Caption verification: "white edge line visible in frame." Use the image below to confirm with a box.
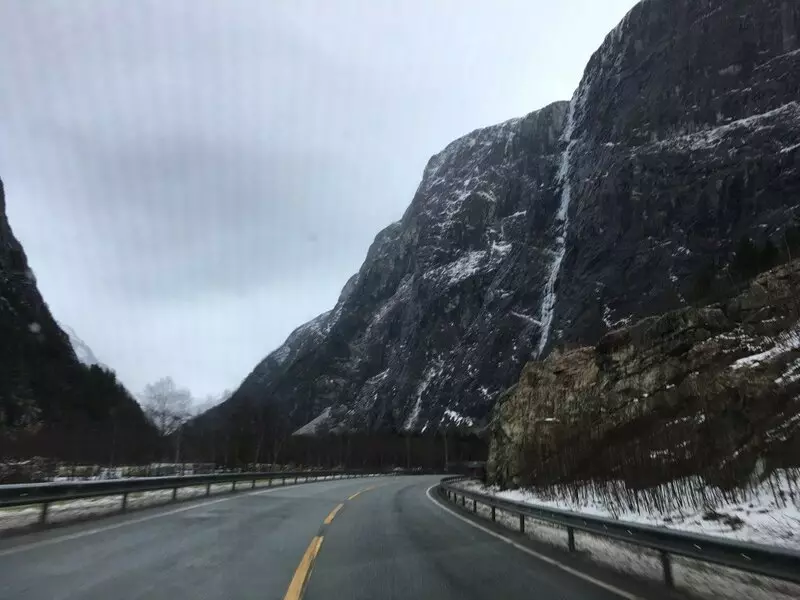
[425,485,643,600]
[0,478,354,558]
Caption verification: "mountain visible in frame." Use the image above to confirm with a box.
[488,259,800,489]
[209,0,800,436]
[0,178,155,462]
[60,323,102,367]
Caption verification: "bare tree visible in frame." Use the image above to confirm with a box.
[141,377,192,463]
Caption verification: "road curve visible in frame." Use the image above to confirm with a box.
[0,475,662,600]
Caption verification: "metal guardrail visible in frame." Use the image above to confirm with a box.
[0,470,385,525]
[438,478,800,589]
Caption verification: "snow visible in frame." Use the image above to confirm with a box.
[455,469,800,551]
[648,101,800,153]
[0,476,340,534]
[440,250,487,285]
[443,409,474,428]
[28,322,41,334]
[781,142,800,155]
[718,64,742,76]
[452,480,800,600]
[422,116,522,185]
[510,311,541,327]
[491,241,512,255]
[293,406,333,436]
[476,190,497,203]
[602,304,613,328]
[755,48,800,72]
[366,275,413,333]
[271,344,291,365]
[404,361,443,431]
[776,358,800,385]
[0,484,238,533]
[731,323,800,371]
[366,369,390,384]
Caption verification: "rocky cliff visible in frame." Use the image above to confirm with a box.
[212,0,800,435]
[0,178,154,461]
[488,259,800,489]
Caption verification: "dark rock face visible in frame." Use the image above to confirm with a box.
[0,179,153,459]
[487,260,800,489]
[555,0,800,349]
[219,0,800,435]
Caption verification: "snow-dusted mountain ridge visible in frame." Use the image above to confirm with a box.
[211,0,800,434]
[60,323,102,367]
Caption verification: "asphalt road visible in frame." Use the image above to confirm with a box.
[0,475,661,600]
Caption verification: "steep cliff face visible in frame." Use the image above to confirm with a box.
[552,0,800,348]
[488,260,800,489]
[224,103,571,433]
[217,0,800,434]
[0,178,153,460]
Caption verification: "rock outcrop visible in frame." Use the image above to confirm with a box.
[208,0,800,435]
[0,178,154,461]
[488,260,800,489]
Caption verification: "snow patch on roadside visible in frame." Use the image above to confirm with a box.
[454,470,800,551]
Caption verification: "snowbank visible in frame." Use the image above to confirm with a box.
[455,470,800,550]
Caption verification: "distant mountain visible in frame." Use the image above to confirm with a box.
[0,178,155,462]
[202,0,800,436]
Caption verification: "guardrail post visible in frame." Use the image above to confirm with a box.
[231,481,237,493]
[206,482,212,496]
[473,499,477,513]
[283,476,287,485]
[491,506,496,522]
[172,487,178,502]
[567,527,575,552]
[39,502,49,525]
[660,551,674,588]
[461,495,465,507]
[251,479,256,489]
[294,475,298,484]
[121,492,129,512]
[519,514,525,533]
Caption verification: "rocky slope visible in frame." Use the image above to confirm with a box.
[0,178,153,461]
[211,0,800,435]
[487,259,800,489]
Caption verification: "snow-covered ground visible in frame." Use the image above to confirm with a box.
[455,471,800,550]
[451,475,800,600]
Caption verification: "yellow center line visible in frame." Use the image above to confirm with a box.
[283,535,324,600]
[323,503,344,525]
[283,483,384,599]
[348,484,382,500]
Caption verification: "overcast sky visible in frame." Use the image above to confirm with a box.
[0,0,638,400]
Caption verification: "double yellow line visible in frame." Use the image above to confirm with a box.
[283,485,378,600]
